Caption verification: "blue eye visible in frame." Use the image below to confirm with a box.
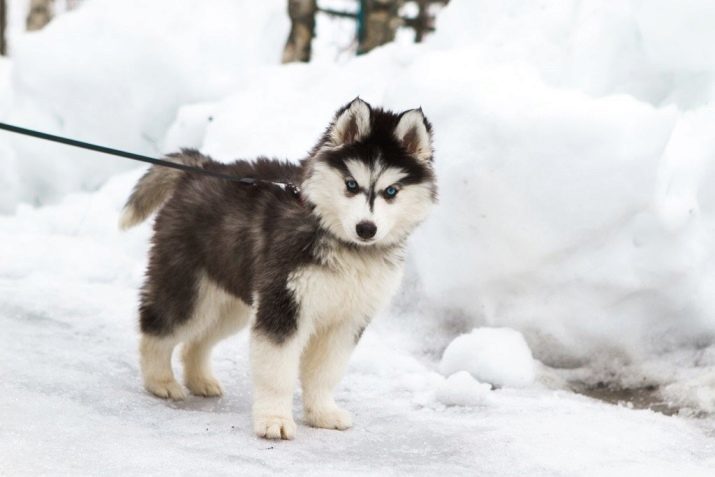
[384,186,399,199]
[345,179,359,193]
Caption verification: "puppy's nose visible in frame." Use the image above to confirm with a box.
[356,221,377,239]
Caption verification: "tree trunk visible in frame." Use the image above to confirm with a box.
[282,0,317,63]
[358,0,403,55]
[413,0,429,43]
[26,0,54,32]
[0,0,6,56]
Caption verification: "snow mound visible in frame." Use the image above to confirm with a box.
[0,0,287,211]
[156,0,715,372]
[440,328,537,388]
[435,371,493,407]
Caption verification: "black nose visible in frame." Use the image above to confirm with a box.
[356,221,377,239]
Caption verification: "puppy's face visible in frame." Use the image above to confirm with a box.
[304,99,437,247]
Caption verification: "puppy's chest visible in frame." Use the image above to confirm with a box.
[287,254,403,327]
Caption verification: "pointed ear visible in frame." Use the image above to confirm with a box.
[394,108,433,162]
[328,98,372,146]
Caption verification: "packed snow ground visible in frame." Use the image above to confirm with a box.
[2,0,715,474]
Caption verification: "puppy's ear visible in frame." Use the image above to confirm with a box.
[328,98,372,146]
[394,108,433,162]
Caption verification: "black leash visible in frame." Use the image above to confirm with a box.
[0,122,302,197]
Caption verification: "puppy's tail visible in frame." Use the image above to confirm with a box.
[118,149,208,230]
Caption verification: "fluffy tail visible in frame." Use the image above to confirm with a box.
[118,149,208,230]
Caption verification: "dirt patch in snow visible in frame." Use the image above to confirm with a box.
[573,383,684,416]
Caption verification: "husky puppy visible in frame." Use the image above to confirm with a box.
[120,98,437,439]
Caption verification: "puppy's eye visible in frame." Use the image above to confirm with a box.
[345,179,359,193]
[383,185,399,199]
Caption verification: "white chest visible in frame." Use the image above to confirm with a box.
[287,253,404,329]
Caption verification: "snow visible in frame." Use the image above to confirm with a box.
[440,328,536,388]
[2,0,715,474]
[1,180,714,474]
[1,0,288,210]
[435,371,493,407]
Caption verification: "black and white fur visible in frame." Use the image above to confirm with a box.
[120,98,437,440]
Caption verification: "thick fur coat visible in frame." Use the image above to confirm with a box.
[120,98,437,439]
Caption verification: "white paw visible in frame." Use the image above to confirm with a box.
[253,414,297,440]
[186,375,223,397]
[304,406,353,430]
[145,378,187,400]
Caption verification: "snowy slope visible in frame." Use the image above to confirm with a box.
[0,0,288,211]
[2,0,715,474]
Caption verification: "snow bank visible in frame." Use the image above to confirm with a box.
[440,328,536,388]
[434,0,715,105]
[0,0,287,211]
[176,0,715,370]
[399,0,715,366]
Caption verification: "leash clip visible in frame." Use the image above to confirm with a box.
[284,183,301,199]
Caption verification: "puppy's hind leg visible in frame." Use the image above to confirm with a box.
[140,334,186,400]
[183,301,251,397]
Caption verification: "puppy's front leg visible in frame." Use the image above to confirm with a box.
[300,321,363,430]
[250,325,309,440]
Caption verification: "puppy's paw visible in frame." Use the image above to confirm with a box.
[145,378,187,400]
[186,375,223,397]
[304,406,353,430]
[253,414,297,440]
